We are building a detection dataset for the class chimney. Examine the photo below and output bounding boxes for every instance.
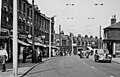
[111,15,116,25]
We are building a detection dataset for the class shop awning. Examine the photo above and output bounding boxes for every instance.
[18,40,31,46]
[27,39,46,47]
[11,38,31,46]
[46,45,58,49]
[0,36,9,39]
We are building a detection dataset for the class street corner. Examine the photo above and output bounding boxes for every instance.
[0,69,13,77]
[18,67,30,75]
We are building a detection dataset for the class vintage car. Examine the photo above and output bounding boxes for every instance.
[78,48,90,58]
[94,49,112,63]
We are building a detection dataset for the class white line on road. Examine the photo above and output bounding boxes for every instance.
[83,62,86,64]
[110,75,114,77]
[91,66,96,69]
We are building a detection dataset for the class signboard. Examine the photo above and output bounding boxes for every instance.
[35,37,42,42]
[18,34,27,39]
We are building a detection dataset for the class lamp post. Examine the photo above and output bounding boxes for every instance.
[13,0,18,76]
[66,3,74,6]
[32,0,35,63]
[49,15,57,58]
[0,0,2,34]
[95,3,103,6]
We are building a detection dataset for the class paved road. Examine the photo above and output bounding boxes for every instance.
[23,55,119,77]
[84,56,120,77]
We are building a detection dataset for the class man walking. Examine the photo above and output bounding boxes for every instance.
[23,47,27,63]
[0,46,8,72]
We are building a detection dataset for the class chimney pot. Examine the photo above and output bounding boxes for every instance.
[111,15,116,25]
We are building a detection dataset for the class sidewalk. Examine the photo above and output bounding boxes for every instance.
[0,58,49,77]
[112,57,120,64]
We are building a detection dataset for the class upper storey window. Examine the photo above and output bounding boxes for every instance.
[19,0,22,11]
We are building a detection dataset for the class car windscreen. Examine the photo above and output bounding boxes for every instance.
[96,49,109,54]
[97,50,104,54]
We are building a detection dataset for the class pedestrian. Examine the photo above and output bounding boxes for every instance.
[22,47,26,63]
[38,49,42,62]
[0,46,8,72]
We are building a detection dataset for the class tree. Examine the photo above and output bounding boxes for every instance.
[85,35,88,38]
[77,34,81,37]
[95,36,98,39]
[90,35,93,38]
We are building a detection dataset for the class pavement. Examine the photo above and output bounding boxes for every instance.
[0,58,50,77]
[112,57,120,64]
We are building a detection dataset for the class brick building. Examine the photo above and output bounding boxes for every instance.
[1,0,55,61]
[103,15,120,57]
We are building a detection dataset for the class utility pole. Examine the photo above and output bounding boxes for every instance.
[71,35,73,55]
[13,0,18,76]
[99,25,101,39]
[0,0,2,33]
[70,32,73,55]
[99,25,102,49]
[49,17,52,58]
[59,25,61,54]
[49,15,57,58]
[32,0,35,63]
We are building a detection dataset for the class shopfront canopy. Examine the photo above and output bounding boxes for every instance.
[18,39,31,46]
[11,38,31,46]
[27,39,46,47]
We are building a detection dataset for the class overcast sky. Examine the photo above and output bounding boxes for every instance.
[29,0,120,37]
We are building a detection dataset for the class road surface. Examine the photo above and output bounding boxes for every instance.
[23,55,120,77]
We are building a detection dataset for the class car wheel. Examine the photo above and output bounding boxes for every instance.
[109,60,111,63]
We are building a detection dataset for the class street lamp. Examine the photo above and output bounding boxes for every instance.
[95,3,103,6]
[66,3,75,6]
[88,18,94,19]
[67,17,74,19]
[0,0,2,35]
[13,0,18,76]
[49,15,57,58]
[32,0,35,63]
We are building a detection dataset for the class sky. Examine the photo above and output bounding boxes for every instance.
[29,0,120,38]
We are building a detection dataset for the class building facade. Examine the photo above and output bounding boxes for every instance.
[54,32,102,55]
[1,0,55,61]
[103,15,120,57]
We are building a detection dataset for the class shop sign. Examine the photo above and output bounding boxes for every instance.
[35,37,42,42]
[19,34,27,39]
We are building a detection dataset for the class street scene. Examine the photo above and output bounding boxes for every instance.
[0,0,120,77]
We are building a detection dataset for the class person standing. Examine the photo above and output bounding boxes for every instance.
[22,47,26,63]
[0,46,8,72]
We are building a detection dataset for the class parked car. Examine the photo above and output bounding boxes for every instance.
[94,49,112,63]
[81,50,89,58]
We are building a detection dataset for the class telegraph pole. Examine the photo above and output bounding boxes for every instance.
[13,0,18,76]
[49,15,57,58]
[99,25,102,49]
[71,35,73,55]
[59,25,61,54]
[0,0,2,33]
[49,18,52,58]
[99,25,101,39]
[32,0,35,63]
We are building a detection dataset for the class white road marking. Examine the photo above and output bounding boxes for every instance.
[91,66,96,69]
[83,62,86,64]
